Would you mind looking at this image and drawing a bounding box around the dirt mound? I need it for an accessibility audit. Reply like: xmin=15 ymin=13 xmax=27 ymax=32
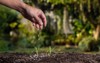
xmin=0 ymin=52 xmax=100 ymax=63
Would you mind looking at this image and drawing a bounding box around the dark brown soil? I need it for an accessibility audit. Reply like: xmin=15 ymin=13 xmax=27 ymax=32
xmin=0 ymin=52 xmax=100 ymax=63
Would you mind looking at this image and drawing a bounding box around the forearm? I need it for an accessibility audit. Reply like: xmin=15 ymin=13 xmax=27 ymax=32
xmin=0 ymin=0 xmax=47 ymax=29
xmin=0 ymin=0 xmax=26 ymax=12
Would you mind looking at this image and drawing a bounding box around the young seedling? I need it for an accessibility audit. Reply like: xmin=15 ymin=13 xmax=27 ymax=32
xmin=48 ymin=46 xmax=52 ymax=56
xmin=35 ymin=47 xmax=39 ymax=56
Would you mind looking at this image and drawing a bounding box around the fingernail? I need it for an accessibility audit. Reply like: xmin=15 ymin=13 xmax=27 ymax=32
xmin=40 ymin=22 xmax=43 ymax=26
xmin=40 ymin=25 xmax=43 ymax=30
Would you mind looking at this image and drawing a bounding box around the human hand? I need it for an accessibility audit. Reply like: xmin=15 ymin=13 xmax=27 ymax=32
xmin=0 ymin=0 xmax=47 ymax=30
xmin=20 ymin=5 xmax=47 ymax=30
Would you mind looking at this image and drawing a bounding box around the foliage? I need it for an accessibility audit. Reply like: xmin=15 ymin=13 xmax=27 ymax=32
xmin=0 ymin=0 xmax=100 ymax=52
xmin=0 ymin=5 xmax=18 ymax=35
xmin=78 ymin=36 xmax=99 ymax=52
xmin=0 ymin=40 xmax=9 ymax=51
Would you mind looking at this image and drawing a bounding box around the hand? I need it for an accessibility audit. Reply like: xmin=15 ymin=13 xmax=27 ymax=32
xmin=21 ymin=5 xmax=47 ymax=30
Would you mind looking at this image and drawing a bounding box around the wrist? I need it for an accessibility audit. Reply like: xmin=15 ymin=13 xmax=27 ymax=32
xmin=17 ymin=2 xmax=26 ymax=12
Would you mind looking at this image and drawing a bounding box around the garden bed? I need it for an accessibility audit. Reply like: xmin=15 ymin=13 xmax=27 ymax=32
xmin=0 ymin=52 xmax=100 ymax=63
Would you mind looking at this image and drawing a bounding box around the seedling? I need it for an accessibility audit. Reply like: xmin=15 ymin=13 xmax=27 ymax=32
xmin=35 ymin=47 xmax=39 ymax=56
xmin=48 ymin=46 xmax=52 ymax=56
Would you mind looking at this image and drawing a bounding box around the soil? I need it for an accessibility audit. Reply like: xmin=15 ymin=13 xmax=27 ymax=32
xmin=0 ymin=52 xmax=100 ymax=63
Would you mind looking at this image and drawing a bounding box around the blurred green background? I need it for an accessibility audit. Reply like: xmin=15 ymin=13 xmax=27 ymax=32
xmin=0 ymin=0 xmax=100 ymax=53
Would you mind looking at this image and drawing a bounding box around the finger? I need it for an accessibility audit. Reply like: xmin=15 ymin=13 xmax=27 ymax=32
xmin=31 ymin=18 xmax=35 ymax=23
xmin=39 ymin=25 xmax=43 ymax=30
xmin=32 ymin=23 xmax=36 ymax=29
xmin=36 ymin=24 xmax=39 ymax=30
xmin=39 ymin=12 xmax=47 ymax=27
xmin=31 ymin=18 xmax=36 ymax=27
xmin=33 ymin=15 xmax=43 ymax=26
xmin=33 ymin=23 xmax=35 ymax=26
xmin=32 ymin=20 xmax=42 ymax=30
